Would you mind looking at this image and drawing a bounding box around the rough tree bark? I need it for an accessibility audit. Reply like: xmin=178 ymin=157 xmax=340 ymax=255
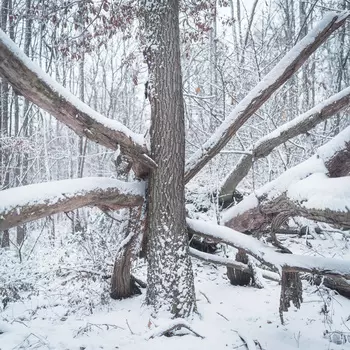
xmin=226 ymin=249 xmax=251 ymax=286
xmin=110 ymin=206 xmax=145 ymax=299
xmin=142 ymin=0 xmax=196 ymax=317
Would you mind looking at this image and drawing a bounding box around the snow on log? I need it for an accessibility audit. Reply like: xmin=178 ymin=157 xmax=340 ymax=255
xmin=187 ymin=218 xmax=350 ymax=279
xmin=262 ymin=174 xmax=350 ymax=226
xmin=0 ymin=178 xmax=145 ymax=231
xmin=184 ymin=11 xmax=350 ymax=183
xmin=0 ymin=30 xmax=155 ymax=178
xmin=220 ymin=86 xmax=350 ymax=202
xmin=222 ymin=125 xmax=350 ymax=232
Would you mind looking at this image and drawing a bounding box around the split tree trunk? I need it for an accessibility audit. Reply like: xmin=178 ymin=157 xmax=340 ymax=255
xmin=142 ymin=0 xmax=196 ymax=317
xmin=110 ymin=207 xmax=144 ymax=299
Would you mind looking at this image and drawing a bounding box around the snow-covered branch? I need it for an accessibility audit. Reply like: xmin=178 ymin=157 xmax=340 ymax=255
xmin=220 ymin=86 xmax=350 ymax=201
xmin=222 ymin=125 xmax=350 ymax=232
xmin=187 ymin=218 xmax=350 ymax=279
xmin=184 ymin=11 xmax=350 ymax=183
xmin=0 ymin=30 xmax=155 ymax=178
xmin=0 ymin=178 xmax=145 ymax=230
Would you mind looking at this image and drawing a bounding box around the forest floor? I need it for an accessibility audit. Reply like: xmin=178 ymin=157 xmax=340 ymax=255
xmin=1 ymin=225 xmax=350 ymax=350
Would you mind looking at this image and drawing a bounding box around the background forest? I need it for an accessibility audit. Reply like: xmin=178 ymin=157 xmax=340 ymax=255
xmin=0 ymin=0 xmax=350 ymax=349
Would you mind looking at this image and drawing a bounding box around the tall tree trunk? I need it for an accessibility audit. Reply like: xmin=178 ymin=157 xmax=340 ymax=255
xmin=142 ymin=0 xmax=196 ymax=317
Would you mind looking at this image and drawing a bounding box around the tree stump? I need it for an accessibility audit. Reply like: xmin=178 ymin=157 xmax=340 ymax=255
xmin=227 ymin=249 xmax=251 ymax=286
xmin=279 ymin=270 xmax=303 ymax=324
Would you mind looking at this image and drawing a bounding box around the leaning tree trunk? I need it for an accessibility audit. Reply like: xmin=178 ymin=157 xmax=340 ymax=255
xmin=142 ymin=0 xmax=196 ymax=317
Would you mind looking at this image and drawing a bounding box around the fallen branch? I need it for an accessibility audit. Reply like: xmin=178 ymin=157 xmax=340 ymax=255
xmin=187 ymin=218 xmax=350 ymax=279
xmin=0 ymin=30 xmax=155 ymax=177
xmin=0 ymin=178 xmax=145 ymax=231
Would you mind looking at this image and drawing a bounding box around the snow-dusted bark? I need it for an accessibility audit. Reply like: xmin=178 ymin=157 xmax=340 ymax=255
xmin=0 ymin=178 xmax=145 ymax=230
xmin=0 ymin=30 xmax=155 ymax=178
xmin=220 ymin=86 xmax=350 ymax=202
xmin=110 ymin=206 xmax=146 ymax=300
xmin=222 ymin=125 xmax=350 ymax=232
xmin=142 ymin=0 xmax=196 ymax=317
xmin=184 ymin=12 xmax=350 ymax=183
xmin=187 ymin=218 xmax=350 ymax=279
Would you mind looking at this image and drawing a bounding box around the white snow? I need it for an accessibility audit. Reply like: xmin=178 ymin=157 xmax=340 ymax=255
xmin=1 ymin=223 xmax=350 ymax=350
xmin=287 ymin=174 xmax=350 ymax=212
xmin=317 ymin=123 xmax=350 ymax=162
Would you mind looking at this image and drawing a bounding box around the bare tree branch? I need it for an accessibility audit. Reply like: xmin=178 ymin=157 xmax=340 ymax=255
xmin=220 ymin=86 xmax=350 ymax=202
xmin=0 ymin=178 xmax=145 ymax=230
xmin=184 ymin=12 xmax=350 ymax=183
xmin=0 ymin=30 xmax=156 ymax=178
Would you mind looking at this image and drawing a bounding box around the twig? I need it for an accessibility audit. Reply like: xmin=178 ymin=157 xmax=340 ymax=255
xmin=217 ymin=312 xmax=229 ymax=321
xmin=233 ymin=330 xmax=257 ymax=350
xmin=12 ymin=332 xmax=49 ymax=350
xmin=126 ymin=319 xmax=134 ymax=335
xmin=74 ymin=322 xmax=124 ymax=337
xmin=199 ymin=290 xmax=211 ymax=304
xmin=11 ymin=319 xmax=28 ymax=328
xmin=148 ymin=319 xmax=204 ymax=339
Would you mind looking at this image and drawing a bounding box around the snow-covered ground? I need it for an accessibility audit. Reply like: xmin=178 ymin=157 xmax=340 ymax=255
xmin=1 ymin=225 xmax=350 ymax=350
